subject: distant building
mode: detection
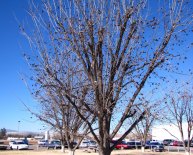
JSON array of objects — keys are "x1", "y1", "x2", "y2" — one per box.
[
  {"x1": 152, "y1": 123, "x2": 193, "y2": 141},
  {"x1": 34, "y1": 135, "x2": 44, "y2": 140},
  {"x1": 6, "y1": 129, "x2": 44, "y2": 140}
]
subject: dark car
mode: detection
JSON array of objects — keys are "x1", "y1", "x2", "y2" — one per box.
[
  {"x1": 0, "y1": 141, "x2": 7, "y2": 150},
  {"x1": 184, "y1": 140, "x2": 193, "y2": 147},
  {"x1": 145, "y1": 142, "x2": 164, "y2": 152},
  {"x1": 127, "y1": 141, "x2": 142, "y2": 149},
  {"x1": 64, "y1": 141, "x2": 78, "y2": 148},
  {"x1": 47, "y1": 140, "x2": 61, "y2": 149},
  {"x1": 22, "y1": 138, "x2": 29, "y2": 145},
  {"x1": 163, "y1": 139, "x2": 174, "y2": 146},
  {"x1": 110, "y1": 140, "x2": 117, "y2": 147}
]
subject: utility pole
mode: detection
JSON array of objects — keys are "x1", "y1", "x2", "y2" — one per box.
[{"x1": 18, "y1": 121, "x2": 21, "y2": 133}]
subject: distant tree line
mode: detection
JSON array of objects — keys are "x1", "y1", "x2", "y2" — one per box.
[{"x1": 0, "y1": 128, "x2": 6, "y2": 139}]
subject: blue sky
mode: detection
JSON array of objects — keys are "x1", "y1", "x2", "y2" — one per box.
[
  {"x1": 0, "y1": 0, "x2": 193, "y2": 133},
  {"x1": 0, "y1": 0, "x2": 43, "y2": 132}
]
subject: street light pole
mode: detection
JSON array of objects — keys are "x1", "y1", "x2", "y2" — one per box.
[{"x1": 18, "y1": 121, "x2": 21, "y2": 133}]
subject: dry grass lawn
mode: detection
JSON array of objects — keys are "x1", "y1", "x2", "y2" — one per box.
[{"x1": 0, "y1": 149, "x2": 192, "y2": 155}]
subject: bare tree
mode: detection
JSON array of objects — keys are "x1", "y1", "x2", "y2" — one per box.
[
  {"x1": 25, "y1": 87, "x2": 92, "y2": 153},
  {"x1": 132, "y1": 104, "x2": 161, "y2": 151},
  {"x1": 128, "y1": 92, "x2": 165, "y2": 152},
  {"x1": 22, "y1": 33, "x2": 95, "y2": 154},
  {"x1": 21, "y1": 0, "x2": 193, "y2": 155},
  {"x1": 165, "y1": 88, "x2": 193, "y2": 155},
  {"x1": 0, "y1": 128, "x2": 7, "y2": 139}
]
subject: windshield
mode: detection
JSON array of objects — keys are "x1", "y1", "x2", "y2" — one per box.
[
  {"x1": 150, "y1": 142, "x2": 159, "y2": 145},
  {"x1": 15, "y1": 142, "x2": 25, "y2": 144}
]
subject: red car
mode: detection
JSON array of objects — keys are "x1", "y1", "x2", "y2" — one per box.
[
  {"x1": 170, "y1": 140, "x2": 183, "y2": 146},
  {"x1": 115, "y1": 141, "x2": 131, "y2": 149}
]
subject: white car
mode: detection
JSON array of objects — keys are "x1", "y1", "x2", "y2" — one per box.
[
  {"x1": 10, "y1": 141, "x2": 28, "y2": 150},
  {"x1": 79, "y1": 140, "x2": 97, "y2": 148},
  {"x1": 9, "y1": 140, "x2": 15, "y2": 146},
  {"x1": 88, "y1": 140, "x2": 97, "y2": 148},
  {"x1": 79, "y1": 141, "x2": 89, "y2": 148},
  {"x1": 38, "y1": 139, "x2": 49, "y2": 146}
]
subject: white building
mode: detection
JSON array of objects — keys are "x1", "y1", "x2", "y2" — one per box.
[{"x1": 152, "y1": 123, "x2": 193, "y2": 141}]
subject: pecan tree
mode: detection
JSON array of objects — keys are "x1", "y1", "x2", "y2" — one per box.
[{"x1": 22, "y1": 0, "x2": 193, "y2": 155}]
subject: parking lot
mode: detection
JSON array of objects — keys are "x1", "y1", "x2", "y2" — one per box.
[{"x1": 1, "y1": 139, "x2": 193, "y2": 155}]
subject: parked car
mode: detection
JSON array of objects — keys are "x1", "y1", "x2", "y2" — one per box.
[
  {"x1": 169, "y1": 140, "x2": 183, "y2": 146},
  {"x1": 62, "y1": 141, "x2": 78, "y2": 148},
  {"x1": 9, "y1": 140, "x2": 16, "y2": 146},
  {"x1": 109, "y1": 140, "x2": 118, "y2": 148},
  {"x1": 47, "y1": 140, "x2": 61, "y2": 149},
  {"x1": 184, "y1": 140, "x2": 193, "y2": 147},
  {"x1": 10, "y1": 141, "x2": 29, "y2": 150},
  {"x1": 38, "y1": 139, "x2": 49, "y2": 147},
  {"x1": 88, "y1": 140, "x2": 97, "y2": 148},
  {"x1": 9, "y1": 139, "x2": 28, "y2": 145},
  {"x1": 145, "y1": 140, "x2": 152, "y2": 145},
  {"x1": 127, "y1": 141, "x2": 142, "y2": 149},
  {"x1": 79, "y1": 140, "x2": 97, "y2": 148},
  {"x1": 0, "y1": 145, "x2": 7, "y2": 150},
  {"x1": 79, "y1": 141, "x2": 89, "y2": 148},
  {"x1": 87, "y1": 140, "x2": 98, "y2": 152},
  {"x1": 145, "y1": 142, "x2": 164, "y2": 152},
  {"x1": 0, "y1": 141, "x2": 7, "y2": 150},
  {"x1": 22, "y1": 138, "x2": 29, "y2": 145},
  {"x1": 163, "y1": 139, "x2": 174, "y2": 146},
  {"x1": 115, "y1": 141, "x2": 131, "y2": 149}
]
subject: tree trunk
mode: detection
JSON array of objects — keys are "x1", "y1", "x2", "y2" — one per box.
[
  {"x1": 98, "y1": 147, "x2": 111, "y2": 155},
  {"x1": 61, "y1": 145, "x2": 65, "y2": 153},
  {"x1": 141, "y1": 146, "x2": 145, "y2": 152},
  {"x1": 68, "y1": 149, "x2": 75, "y2": 155},
  {"x1": 141, "y1": 137, "x2": 146, "y2": 152},
  {"x1": 185, "y1": 151, "x2": 190, "y2": 155}
]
